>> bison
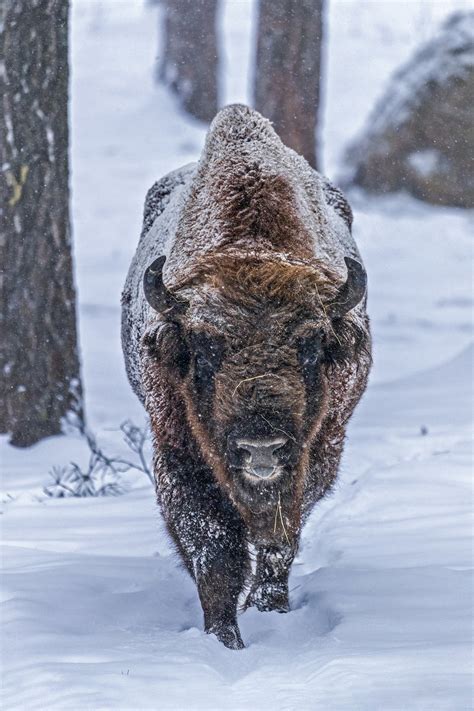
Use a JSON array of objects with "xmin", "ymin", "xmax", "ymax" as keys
[{"xmin": 121, "ymin": 105, "xmax": 371, "ymax": 649}]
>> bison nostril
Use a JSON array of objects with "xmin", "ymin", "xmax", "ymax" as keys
[
  {"xmin": 237, "ymin": 445, "xmax": 252, "ymax": 457},
  {"xmin": 269, "ymin": 439, "xmax": 288, "ymax": 455},
  {"xmin": 236, "ymin": 446, "xmax": 252, "ymax": 467}
]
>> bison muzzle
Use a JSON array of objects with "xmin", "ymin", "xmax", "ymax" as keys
[{"xmin": 122, "ymin": 104, "xmax": 372, "ymax": 649}]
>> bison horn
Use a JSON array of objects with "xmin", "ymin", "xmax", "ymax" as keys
[
  {"xmin": 143, "ymin": 256, "xmax": 188, "ymax": 315},
  {"xmin": 329, "ymin": 257, "xmax": 367, "ymax": 318}
]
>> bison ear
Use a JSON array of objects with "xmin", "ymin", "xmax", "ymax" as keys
[
  {"xmin": 143, "ymin": 256, "xmax": 188, "ymax": 316},
  {"xmin": 328, "ymin": 257, "xmax": 366, "ymax": 319}
]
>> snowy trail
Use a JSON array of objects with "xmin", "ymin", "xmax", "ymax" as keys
[
  {"xmin": 1, "ymin": 1, "xmax": 473, "ymax": 709},
  {"xmin": 2, "ymin": 346, "xmax": 472, "ymax": 710}
]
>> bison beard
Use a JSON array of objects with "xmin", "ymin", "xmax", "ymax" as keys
[{"xmin": 122, "ymin": 105, "xmax": 371, "ymax": 649}]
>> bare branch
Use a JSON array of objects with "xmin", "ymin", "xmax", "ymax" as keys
[{"xmin": 44, "ymin": 420, "xmax": 153, "ymax": 498}]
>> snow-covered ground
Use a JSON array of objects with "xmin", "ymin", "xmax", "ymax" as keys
[{"xmin": 1, "ymin": 1, "xmax": 473, "ymax": 709}]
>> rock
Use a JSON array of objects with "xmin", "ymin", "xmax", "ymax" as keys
[{"xmin": 345, "ymin": 12, "xmax": 474, "ymax": 208}]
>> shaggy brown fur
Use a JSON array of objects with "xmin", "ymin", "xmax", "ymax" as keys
[
  {"xmin": 122, "ymin": 104, "xmax": 372, "ymax": 650},
  {"xmin": 175, "ymin": 251, "xmax": 341, "ymax": 304}
]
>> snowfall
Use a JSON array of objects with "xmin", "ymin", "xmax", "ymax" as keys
[{"xmin": 1, "ymin": 1, "xmax": 473, "ymax": 709}]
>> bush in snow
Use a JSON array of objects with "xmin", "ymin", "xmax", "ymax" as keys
[{"xmin": 44, "ymin": 421, "xmax": 153, "ymax": 498}]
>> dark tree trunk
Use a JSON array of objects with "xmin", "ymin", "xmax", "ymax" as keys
[
  {"xmin": 159, "ymin": 0, "xmax": 219, "ymax": 122},
  {"xmin": 254, "ymin": 0, "xmax": 324, "ymax": 169},
  {"xmin": 0, "ymin": 0, "xmax": 84, "ymax": 447}
]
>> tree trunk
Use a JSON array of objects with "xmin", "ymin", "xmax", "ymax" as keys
[
  {"xmin": 159, "ymin": 0, "xmax": 219, "ymax": 122},
  {"xmin": 0, "ymin": 0, "xmax": 84, "ymax": 447},
  {"xmin": 254, "ymin": 0, "xmax": 324, "ymax": 169}
]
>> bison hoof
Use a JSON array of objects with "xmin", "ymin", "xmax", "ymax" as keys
[
  {"xmin": 207, "ymin": 622, "xmax": 245, "ymax": 650},
  {"xmin": 244, "ymin": 584, "xmax": 290, "ymax": 613}
]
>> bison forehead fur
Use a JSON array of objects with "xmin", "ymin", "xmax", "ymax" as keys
[{"xmin": 121, "ymin": 104, "xmax": 372, "ymax": 650}]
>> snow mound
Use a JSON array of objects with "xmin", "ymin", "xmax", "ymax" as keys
[{"xmin": 345, "ymin": 11, "xmax": 474, "ymax": 208}]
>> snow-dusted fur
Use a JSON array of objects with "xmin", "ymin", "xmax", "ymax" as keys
[{"xmin": 122, "ymin": 105, "xmax": 371, "ymax": 649}]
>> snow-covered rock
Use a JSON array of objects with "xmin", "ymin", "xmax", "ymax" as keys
[{"xmin": 345, "ymin": 12, "xmax": 474, "ymax": 208}]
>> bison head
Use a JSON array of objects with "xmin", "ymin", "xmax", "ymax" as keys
[{"xmin": 143, "ymin": 254, "xmax": 366, "ymax": 517}]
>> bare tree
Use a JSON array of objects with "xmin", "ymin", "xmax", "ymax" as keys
[
  {"xmin": 159, "ymin": 0, "xmax": 219, "ymax": 122},
  {"xmin": 254, "ymin": 0, "xmax": 324, "ymax": 169},
  {"xmin": 0, "ymin": 0, "xmax": 84, "ymax": 447}
]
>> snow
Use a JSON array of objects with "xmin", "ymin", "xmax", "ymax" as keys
[
  {"xmin": 1, "ymin": 1, "xmax": 473, "ymax": 709},
  {"xmin": 407, "ymin": 149, "xmax": 442, "ymax": 178},
  {"xmin": 339, "ymin": 9, "xmax": 474, "ymax": 184}
]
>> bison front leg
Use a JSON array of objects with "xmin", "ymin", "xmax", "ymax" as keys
[
  {"xmin": 244, "ymin": 544, "xmax": 296, "ymax": 613},
  {"xmin": 157, "ymin": 450, "xmax": 249, "ymax": 649},
  {"xmin": 194, "ymin": 544, "xmax": 248, "ymax": 650}
]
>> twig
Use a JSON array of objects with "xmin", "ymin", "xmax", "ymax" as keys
[
  {"xmin": 314, "ymin": 282, "xmax": 343, "ymax": 347},
  {"xmin": 259, "ymin": 413, "xmax": 296, "ymax": 443},
  {"xmin": 273, "ymin": 492, "xmax": 291, "ymax": 546},
  {"xmin": 232, "ymin": 373, "xmax": 281, "ymax": 397},
  {"xmin": 44, "ymin": 420, "xmax": 153, "ymax": 498}
]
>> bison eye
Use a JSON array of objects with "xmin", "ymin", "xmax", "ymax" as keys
[
  {"xmin": 296, "ymin": 332, "xmax": 322, "ymax": 377},
  {"xmin": 144, "ymin": 322, "xmax": 189, "ymax": 376},
  {"xmin": 190, "ymin": 332, "xmax": 225, "ymax": 390}
]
